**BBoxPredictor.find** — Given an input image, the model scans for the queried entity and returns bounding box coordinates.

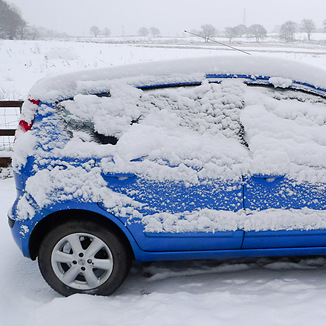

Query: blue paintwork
[100,172,244,251]
[133,246,326,262]
[244,175,326,210]
[243,230,326,249]
[8,74,326,264]
[8,195,142,259]
[243,175,326,249]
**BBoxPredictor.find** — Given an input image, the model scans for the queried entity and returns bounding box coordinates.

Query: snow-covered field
[2,40,326,325]
[2,38,326,101]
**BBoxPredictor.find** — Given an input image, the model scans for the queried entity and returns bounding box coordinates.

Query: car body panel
[100,172,244,251]
[243,175,326,248]
[242,230,326,249]
[244,175,326,210]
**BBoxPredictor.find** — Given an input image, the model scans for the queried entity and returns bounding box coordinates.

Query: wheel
[38,220,131,296]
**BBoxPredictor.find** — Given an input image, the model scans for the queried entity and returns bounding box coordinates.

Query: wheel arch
[29,209,135,261]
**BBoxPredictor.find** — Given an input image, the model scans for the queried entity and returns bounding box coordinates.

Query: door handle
[102,172,136,181]
[252,175,284,182]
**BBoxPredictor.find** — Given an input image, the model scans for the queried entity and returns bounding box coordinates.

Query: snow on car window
[54,80,250,182]
[25,79,326,185]
[56,80,246,142]
[139,80,246,143]
[54,80,326,183]
[242,86,326,181]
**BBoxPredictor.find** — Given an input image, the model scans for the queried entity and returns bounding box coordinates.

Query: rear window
[56,103,118,145]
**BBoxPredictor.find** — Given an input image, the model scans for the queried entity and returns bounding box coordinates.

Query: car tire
[38,219,131,296]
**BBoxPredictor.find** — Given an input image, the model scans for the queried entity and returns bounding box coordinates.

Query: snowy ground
[2,39,326,101]
[2,40,326,325]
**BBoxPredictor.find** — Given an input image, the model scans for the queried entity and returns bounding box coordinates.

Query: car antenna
[184,30,251,56]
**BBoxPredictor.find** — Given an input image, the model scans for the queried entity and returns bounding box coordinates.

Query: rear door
[99,81,249,251]
[102,175,244,251]
[241,85,326,248]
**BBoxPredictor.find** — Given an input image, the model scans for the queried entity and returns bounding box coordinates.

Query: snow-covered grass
[2,39,326,101]
[2,40,326,325]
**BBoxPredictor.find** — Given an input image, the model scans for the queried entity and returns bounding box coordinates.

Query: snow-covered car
[8,56,326,296]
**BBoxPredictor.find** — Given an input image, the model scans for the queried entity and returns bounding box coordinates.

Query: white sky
[8,0,326,36]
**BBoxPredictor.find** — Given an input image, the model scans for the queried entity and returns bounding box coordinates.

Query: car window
[241,85,326,179]
[56,101,119,145]
[55,80,249,146]
[139,80,247,145]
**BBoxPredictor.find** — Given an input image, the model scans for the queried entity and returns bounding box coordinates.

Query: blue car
[8,56,326,296]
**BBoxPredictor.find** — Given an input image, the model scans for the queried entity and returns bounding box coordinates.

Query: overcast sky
[8,0,326,36]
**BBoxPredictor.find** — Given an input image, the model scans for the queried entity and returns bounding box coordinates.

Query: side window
[241,85,326,178]
[139,80,247,145]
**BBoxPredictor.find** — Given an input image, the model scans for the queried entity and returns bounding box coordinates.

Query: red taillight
[18,119,33,132]
[17,98,39,133]
[29,99,40,106]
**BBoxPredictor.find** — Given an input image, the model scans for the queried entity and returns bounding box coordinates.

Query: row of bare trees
[280,19,315,42]
[0,0,325,42]
[90,26,111,38]
[138,27,161,37]
[196,24,267,43]
[194,18,322,44]
[89,26,161,38]
[0,0,68,40]
[224,24,267,42]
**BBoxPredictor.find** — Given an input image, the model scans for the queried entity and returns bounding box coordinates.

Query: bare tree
[102,28,111,37]
[233,24,248,38]
[24,25,39,40]
[248,24,267,42]
[138,27,149,37]
[301,19,315,41]
[279,21,297,42]
[199,24,216,42]
[224,27,237,43]
[90,26,100,37]
[17,24,27,40]
[149,26,160,37]
[0,0,26,39]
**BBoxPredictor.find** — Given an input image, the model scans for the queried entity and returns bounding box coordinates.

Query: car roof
[28,55,326,103]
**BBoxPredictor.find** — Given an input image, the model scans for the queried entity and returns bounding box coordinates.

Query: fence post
[0,100,23,167]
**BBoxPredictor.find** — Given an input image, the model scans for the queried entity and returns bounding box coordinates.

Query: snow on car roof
[28,55,326,103]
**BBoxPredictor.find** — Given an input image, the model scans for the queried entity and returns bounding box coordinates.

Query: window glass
[241,85,326,179]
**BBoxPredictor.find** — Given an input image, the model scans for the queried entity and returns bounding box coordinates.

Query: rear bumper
[8,191,34,258]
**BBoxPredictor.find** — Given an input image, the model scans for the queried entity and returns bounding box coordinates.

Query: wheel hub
[51,232,114,290]
[78,258,86,265]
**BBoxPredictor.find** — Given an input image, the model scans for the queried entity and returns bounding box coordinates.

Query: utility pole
[243,8,247,26]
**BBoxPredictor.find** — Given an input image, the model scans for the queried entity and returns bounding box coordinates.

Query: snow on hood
[28,55,326,103]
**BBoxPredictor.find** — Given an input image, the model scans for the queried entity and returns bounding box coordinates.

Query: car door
[101,173,244,251]
[241,84,326,248]
[99,81,249,252]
